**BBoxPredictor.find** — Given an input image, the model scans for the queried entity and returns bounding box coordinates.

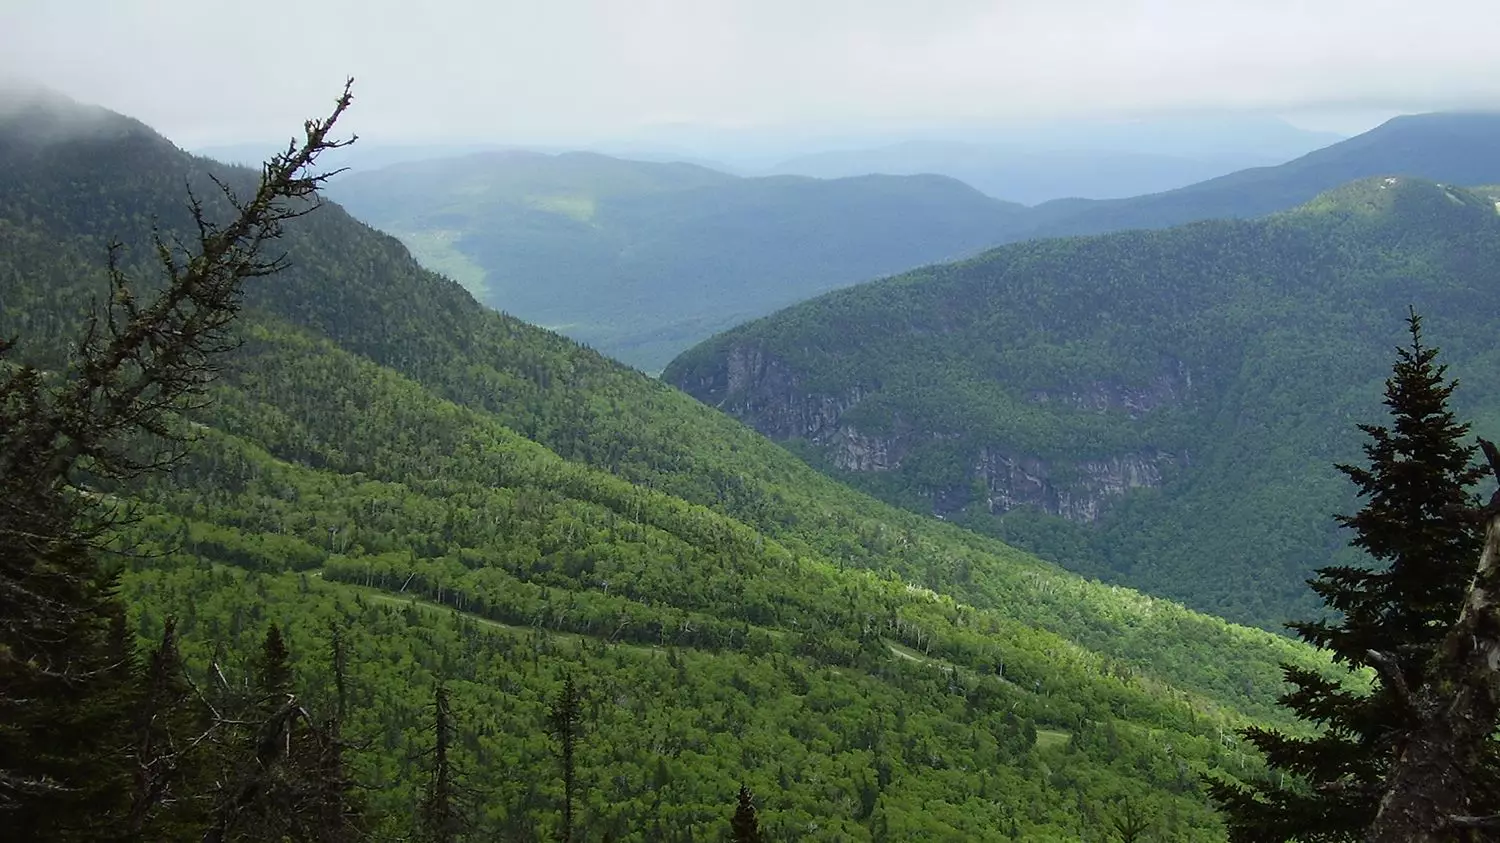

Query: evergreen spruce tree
[253,623,294,712]
[1211,310,1493,841]
[417,680,466,843]
[731,784,764,843]
[547,674,583,843]
[309,627,364,841]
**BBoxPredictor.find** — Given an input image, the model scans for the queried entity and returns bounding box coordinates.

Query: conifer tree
[206,624,363,843]
[547,674,584,843]
[308,629,364,842]
[417,680,467,843]
[731,784,764,843]
[124,618,217,839]
[253,623,294,712]
[1211,310,1493,841]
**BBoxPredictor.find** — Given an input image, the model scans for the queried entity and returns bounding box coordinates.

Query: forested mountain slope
[0,91,1342,839]
[666,177,1500,629]
[327,151,1028,372]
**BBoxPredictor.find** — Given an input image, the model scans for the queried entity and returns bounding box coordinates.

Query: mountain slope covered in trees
[0,90,1345,839]
[666,177,1500,629]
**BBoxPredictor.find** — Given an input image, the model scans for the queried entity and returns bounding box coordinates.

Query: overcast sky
[3,0,1500,148]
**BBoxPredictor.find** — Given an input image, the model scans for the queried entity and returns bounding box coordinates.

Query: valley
[6,12,1500,832]
[333,112,1500,375]
[0,91,1349,840]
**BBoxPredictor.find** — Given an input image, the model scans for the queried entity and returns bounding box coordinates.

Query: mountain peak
[1287,175,1498,222]
[0,82,154,149]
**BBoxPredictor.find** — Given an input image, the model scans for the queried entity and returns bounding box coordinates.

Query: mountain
[665,177,1500,630]
[771,141,1278,205]
[324,112,1498,374]
[1017,112,1500,239]
[0,91,1342,839]
[327,151,1027,372]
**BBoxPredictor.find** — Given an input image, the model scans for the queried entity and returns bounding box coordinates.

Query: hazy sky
[3,0,1499,147]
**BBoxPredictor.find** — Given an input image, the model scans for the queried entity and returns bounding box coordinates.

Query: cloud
[2,0,1498,146]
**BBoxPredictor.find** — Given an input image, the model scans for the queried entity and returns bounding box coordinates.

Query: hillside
[665,177,1500,630]
[1018,111,1500,239]
[0,92,1345,839]
[327,151,1027,372]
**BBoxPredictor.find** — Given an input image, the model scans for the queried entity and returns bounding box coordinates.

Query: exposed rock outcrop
[972,448,1178,523]
[678,343,1187,524]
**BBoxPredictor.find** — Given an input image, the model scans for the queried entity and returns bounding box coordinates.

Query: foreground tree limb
[1367,437,1500,842]
[0,79,355,835]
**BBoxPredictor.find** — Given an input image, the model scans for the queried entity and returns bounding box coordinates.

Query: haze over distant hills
[327,111,1500,373]
[328,154,1027,372]
[766,115,1344,204]
[1014,111,1500,239]
[769,143,1275,205]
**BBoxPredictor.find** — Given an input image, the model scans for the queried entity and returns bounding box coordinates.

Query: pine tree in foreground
[731,784,764,843]
[1368,438,1500,840]
[1211,310,1496,841]
[204,625,365,843]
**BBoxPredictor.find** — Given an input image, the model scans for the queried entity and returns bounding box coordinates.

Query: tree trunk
[1368,464,1500,841]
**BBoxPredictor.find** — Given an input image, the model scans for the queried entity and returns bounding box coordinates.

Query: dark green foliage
[123,618,216,838]
[203,623,365,843]
[548,674,584,842]
[1211,313,1494,841]
[666,178,1500,630]
[1311,313,1487,669]
[731,785,763,843]
[254,623,294,708]
[417,681,466,843]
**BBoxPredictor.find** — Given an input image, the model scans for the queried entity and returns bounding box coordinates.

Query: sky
[3,0,1499,150]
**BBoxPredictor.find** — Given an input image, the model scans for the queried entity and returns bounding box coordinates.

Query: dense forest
[667,176,1500,629]
[0,88,1369,839]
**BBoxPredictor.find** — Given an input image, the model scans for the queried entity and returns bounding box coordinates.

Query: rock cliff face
[1027,360,1193,419]
[694,345,871,441]
[972,448,1176,523]
[678,344,1186,524]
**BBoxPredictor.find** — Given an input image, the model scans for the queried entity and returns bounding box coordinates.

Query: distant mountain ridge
[1016,111,1500,238]
[665,176,1500,630]
[327,111,1500,372]
[328,154,1026,371]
